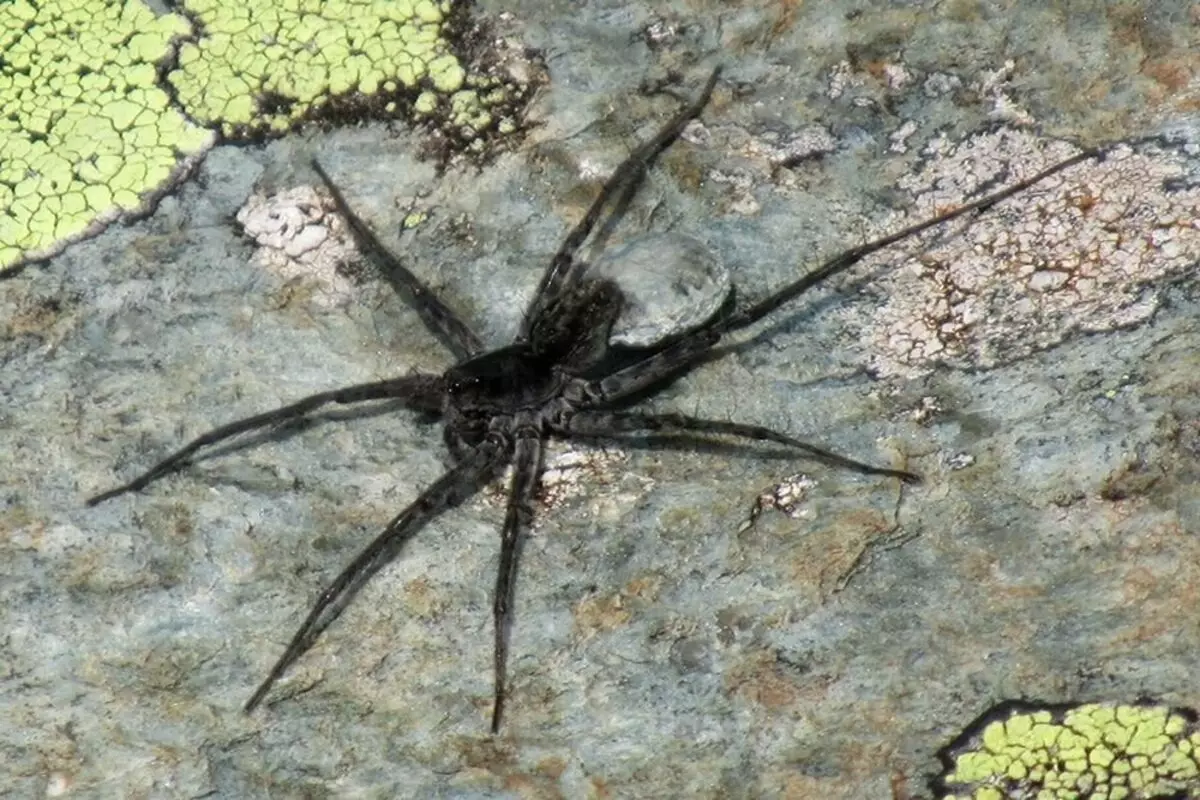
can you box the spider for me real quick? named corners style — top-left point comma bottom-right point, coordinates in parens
top-left (88, 66), bottom-right (1102, 732)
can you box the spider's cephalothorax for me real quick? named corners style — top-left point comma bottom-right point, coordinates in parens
top-left (89, 66), bottom-right (1102, 732)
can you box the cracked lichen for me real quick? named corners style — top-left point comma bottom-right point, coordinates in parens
top-left (0, 0), bottom-right (214, 272)
top-left (845, 130), bottom-right (1200, 377)
top-left (170, 0), bottom-right (530, 142)
top-left (1, 0), bottom-right (531, 273)
top-left (937, 701), bottom-right (1200, 800)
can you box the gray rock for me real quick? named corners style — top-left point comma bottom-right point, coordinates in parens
top-left (591, 232), bottom-right (730, 348)
top-left (4, 2), bottom-right (1198, 798)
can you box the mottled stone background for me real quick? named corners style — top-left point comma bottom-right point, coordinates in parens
top-left (3, 1), bottom-right (1198, 798)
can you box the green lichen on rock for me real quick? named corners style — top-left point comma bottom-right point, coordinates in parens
top-left (0, 0), bottom-right (532, 273)
top-left (169, 0), bottom-right (530, 144)
top-left (936, 701), bottom-right (1200, 800)
top-left (0, 0), bottom-right (215, 271)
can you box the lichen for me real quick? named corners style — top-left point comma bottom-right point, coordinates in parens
top-left (0, 0), bottom-right (214, 272)
top-left (847, 131), bottom-right (1200, 377)
top-left (169, 0), bottom-right (530, 142)
top-left (936, 701), bottom-right (1200, 799)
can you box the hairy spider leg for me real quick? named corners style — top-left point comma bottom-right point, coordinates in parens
top-left (720, 146), bottom-right (1105, 335)
top-left (491, 426), bottom-right (543, 732)
top-left (86, 375), bottom-right (444, 505)
top-left (312, 160), bottom-right (485, 359)
top-left (520, 66), bottom-right (723, 338)
top-left (553, 145), bottom-right (1107, 480)
top-left (590, 145), bottom-right (1106, 402)
top-left (565, 411), bottom-right (918, 481)
top-left (245, 437), bottom-right (508, 712)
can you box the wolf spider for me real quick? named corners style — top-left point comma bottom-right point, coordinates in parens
top-left (89, 66), bottom-right (1101, 732)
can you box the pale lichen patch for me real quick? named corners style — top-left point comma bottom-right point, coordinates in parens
top-left (235, 185), bottom-right (360, 310)
top-left (845, 129), bottom-right (1200, 377)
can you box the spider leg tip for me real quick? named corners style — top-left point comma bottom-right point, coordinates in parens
top-left (85, 488), bottom-right (119, 506)
top-left (489, 694), bottom-right (505, 734)
top-left (244, 691), bottom-right (266, 714)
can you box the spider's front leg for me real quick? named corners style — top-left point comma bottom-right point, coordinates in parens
top-left (88, 374), bottom-right (445, 505)
top-left (720, 145), bottom-right (1105, 335)
top-left (521, 66), bottom-right (723, 338)
top-left (490, 425), bottom-right (543, 732)
top-left (244, 435), bottom-right (509, 712)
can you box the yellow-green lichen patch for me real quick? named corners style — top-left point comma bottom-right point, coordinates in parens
top-left (169, 0), bottom-right (532, 147)
top-left (935, 701), bottom-right (1200, 799)
top-left (0, 0), bottom-right (215, 272)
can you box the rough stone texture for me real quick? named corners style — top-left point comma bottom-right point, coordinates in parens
top-left (2, 1), bottom-right (1198, 798)
top-left (591, 232), bottom-right (730, 348)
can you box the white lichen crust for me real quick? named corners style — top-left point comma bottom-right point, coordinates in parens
top-left (235, 185), bottom-right (361, 309)
top-left (849, 130), bottom-right (1200, 377)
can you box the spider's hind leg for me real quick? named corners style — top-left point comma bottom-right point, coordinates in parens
top-left (564, 410), bottom-right (919, 483)
top-left (244, 437), bottom-right (508, 713)
top-left (490, 430), bottom-right (543, 733)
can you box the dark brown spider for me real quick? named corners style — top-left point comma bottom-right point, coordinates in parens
top-left (88, 66), bottom-right (1102, 732)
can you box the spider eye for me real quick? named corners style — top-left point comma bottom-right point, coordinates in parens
top-left (449, 376), bottom-right (479, 395)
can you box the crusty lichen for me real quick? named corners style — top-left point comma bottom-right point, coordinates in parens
top-left (169, 0), bottom-right (531, 143)
top-left (846, 130), bottom-right (1200, 377)
top-left (1, 0), bottom-right (532, 273)
top-left (0, 0), bottom-right (214, 272)
top-left (936, 701), bottom-right (1200, 799)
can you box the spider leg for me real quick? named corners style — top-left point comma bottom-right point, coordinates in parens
top-left (490, 426), bottom-right (543, 733)
top-left (564, 410), bottom-right (918, 482)
top-left (87, 375), bottom-right (444, 505)
top-left (312, 160), bottom-right (485, 359)
top-left (245, 435), bottom-right (509, 713)
top-left (718, 145), bottom-right (1105, 335)
top-left (521, 66), bottom-right (722, 337)
top-left (568, 329), bottom-right (721, 407)
top-left (566, 144), bottom-right (1107, 408)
